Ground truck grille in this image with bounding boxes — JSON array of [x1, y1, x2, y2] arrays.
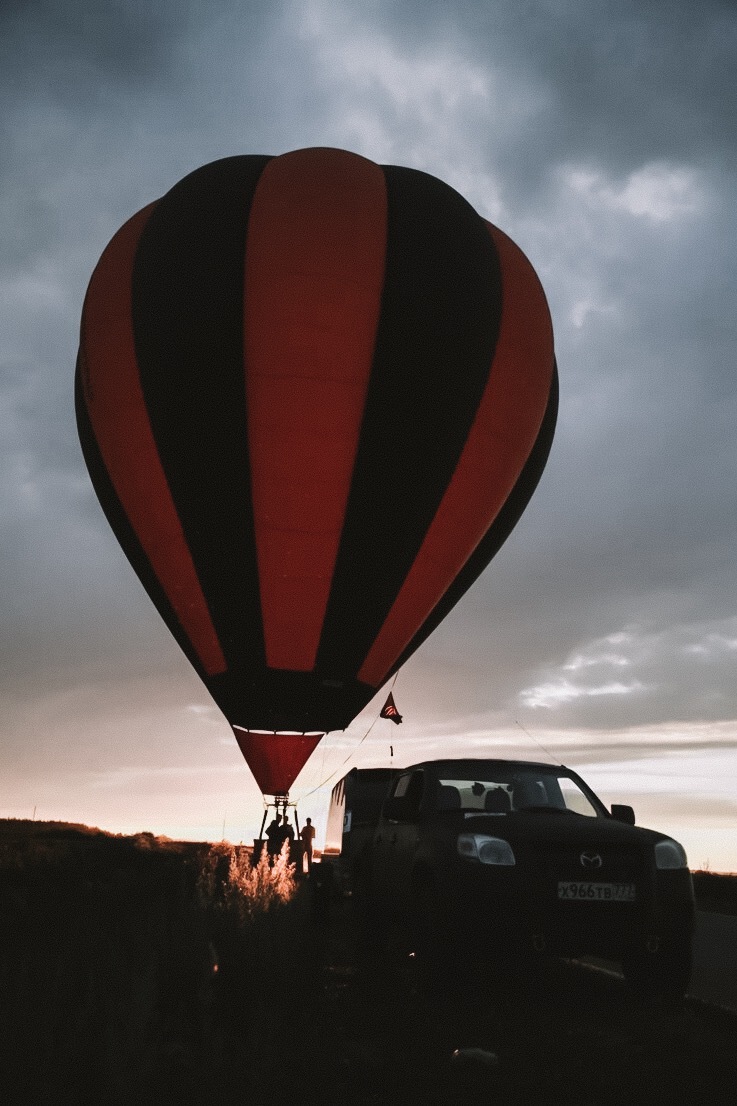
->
[[526, 843, 645, 883]]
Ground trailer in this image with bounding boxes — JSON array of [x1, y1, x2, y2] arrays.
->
[[322, 767, 393, 894]]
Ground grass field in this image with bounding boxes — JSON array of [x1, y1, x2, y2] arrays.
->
[[0, 820, 314, 1103], [1, 820, 736, 1104]]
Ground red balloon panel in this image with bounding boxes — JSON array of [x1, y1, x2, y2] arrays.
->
[[231, 729, 323, 795], [244, 149, 388, 673]]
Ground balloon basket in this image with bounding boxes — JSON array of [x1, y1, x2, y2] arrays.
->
[[256, 792, 307, 873]]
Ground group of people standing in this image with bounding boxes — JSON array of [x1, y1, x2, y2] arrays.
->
[[265, 813, 316, 872]]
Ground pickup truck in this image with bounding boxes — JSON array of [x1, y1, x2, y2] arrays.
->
[[366, 757, 695, 1000]]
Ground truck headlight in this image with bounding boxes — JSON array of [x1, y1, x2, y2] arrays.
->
[[457, 833, 515, 866], [654, 839, 688, 870]]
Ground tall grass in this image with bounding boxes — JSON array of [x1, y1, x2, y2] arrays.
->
[[197, 841, 297, 921], [0, 825, 313, 1104]]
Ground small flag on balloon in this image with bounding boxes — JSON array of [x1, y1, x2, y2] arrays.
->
[[380, 692, 403, 725]]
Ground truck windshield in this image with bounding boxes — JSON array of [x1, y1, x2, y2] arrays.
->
[[433, 768, 600, 818]]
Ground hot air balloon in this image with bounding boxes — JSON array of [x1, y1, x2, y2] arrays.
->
[[75, 147, 557, 803]]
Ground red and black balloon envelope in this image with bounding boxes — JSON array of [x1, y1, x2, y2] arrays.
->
[[75, 147, 557, 796]]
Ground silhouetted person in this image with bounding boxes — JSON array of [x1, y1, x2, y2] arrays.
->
[[265, 814, 282, 857], [299, 817, 316, 873], [279, 815, 295, 855]]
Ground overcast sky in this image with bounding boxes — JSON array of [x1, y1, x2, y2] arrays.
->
[[3, 0, 737, 867]]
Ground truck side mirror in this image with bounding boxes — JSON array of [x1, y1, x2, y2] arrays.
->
[[611, 804, 635, 825]]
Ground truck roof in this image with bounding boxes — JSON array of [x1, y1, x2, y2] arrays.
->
[[396, 758, 565, 774]]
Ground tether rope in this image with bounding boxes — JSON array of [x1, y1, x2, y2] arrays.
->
[[295, 673, 399, 801]]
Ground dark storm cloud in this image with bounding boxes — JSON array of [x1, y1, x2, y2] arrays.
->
[[375, 0, 737, 735], [0, 0, 300, 700], [1, 1, 179, 269], [372, 0, 737, 180], [0, 0, 177, 96]]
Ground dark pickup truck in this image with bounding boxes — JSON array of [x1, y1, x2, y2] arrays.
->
[[366, 758, 695, 1000]]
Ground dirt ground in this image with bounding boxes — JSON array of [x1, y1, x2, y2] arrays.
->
[[286, 885, 737, 1106]]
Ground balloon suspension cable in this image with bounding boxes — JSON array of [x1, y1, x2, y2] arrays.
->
[[258, 790, 302, 838], [272, 792, 290, 819], [297, 672, 401, 801], [513, 719, 558, 764]]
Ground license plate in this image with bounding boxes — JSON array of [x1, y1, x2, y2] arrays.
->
[[557, 881, 636, 902]]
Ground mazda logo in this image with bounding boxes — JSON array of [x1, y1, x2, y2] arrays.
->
[[580, 851, 603, 869]]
